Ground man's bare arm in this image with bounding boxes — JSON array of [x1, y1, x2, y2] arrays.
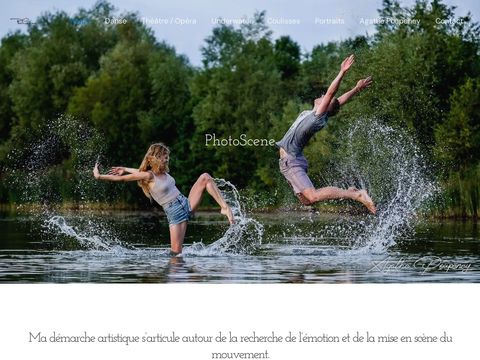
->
[[338, 76, 373, 106], [315, 54, 355, 116]]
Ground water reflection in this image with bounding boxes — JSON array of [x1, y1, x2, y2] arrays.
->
[[0, 211, 479, 283]]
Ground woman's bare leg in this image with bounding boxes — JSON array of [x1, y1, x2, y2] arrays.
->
[[301, 186, 376, 214], [188, 173, 235, 224], [169, 221, 188, 254]]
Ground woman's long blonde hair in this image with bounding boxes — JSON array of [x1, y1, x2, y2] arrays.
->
[[138, 143, 170, 200]]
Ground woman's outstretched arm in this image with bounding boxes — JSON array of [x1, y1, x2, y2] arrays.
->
[[93, 163, 152, 182], [107, 166, 140, 175]]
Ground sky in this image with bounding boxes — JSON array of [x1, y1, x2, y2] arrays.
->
[[2, 0, 479, 65]]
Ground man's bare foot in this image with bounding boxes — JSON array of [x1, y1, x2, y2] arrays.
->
[[357, 190, 376, 214], [221, 206, 235, 224], [297, 193, 312, 206]]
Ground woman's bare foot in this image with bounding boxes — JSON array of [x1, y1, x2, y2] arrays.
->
[[221, 206, 235, 224], [357, 190, 376, 214]]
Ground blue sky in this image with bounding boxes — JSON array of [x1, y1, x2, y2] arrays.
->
[[3, 0, 479, 65]]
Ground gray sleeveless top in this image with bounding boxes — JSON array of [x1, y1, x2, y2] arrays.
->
[[148, 172, 181, 207], [276, 110, 329, 157]]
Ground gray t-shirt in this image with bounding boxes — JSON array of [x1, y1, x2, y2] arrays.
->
[[276, 110, 329, 157], [149, 172, 181, 207]]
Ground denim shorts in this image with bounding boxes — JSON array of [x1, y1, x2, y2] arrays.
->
[[279, 153, 314, 194], [163, 194, 192, 225]]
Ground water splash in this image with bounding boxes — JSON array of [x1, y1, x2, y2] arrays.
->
[[41, 178, 262, 255], [43, 215, 118, 250], [6, 115, 104, 206], [321, 118, 437, 252], [6, 115, 260, 255], [7, 114, 430, 256], [4, 115, 126, 250], [184, 178, 264, 256]]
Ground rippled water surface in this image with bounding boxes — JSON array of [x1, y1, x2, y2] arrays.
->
[[1, 211, 478, 283]]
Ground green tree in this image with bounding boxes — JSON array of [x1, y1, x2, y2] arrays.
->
[[192, 12, 297, 189], [362, 0, 480, 145], [137, 49, 195, 189], [433, 78, 480, 217], [0, 32, 27, 154], [434, 78, 480, 169], [3, 1, 122, 164], [67, 24, 156, 167]]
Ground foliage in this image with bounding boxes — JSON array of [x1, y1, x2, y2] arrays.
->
[[0, 1, 479, 217]]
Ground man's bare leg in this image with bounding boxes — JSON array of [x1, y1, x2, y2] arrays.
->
[[301, 186, 376, 214]]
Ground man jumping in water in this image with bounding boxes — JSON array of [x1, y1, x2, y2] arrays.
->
[[276, 54, 376, 214]]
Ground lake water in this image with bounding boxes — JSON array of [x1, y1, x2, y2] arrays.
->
[[0, 210, 478, 283], [4, 117, 475, 283]]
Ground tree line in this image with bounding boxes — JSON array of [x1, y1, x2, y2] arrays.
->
[[0, 0, 478, 217]]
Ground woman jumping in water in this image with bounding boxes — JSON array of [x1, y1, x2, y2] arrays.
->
[[276, 54, 376, 214], [93, 143, 235, 255]]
